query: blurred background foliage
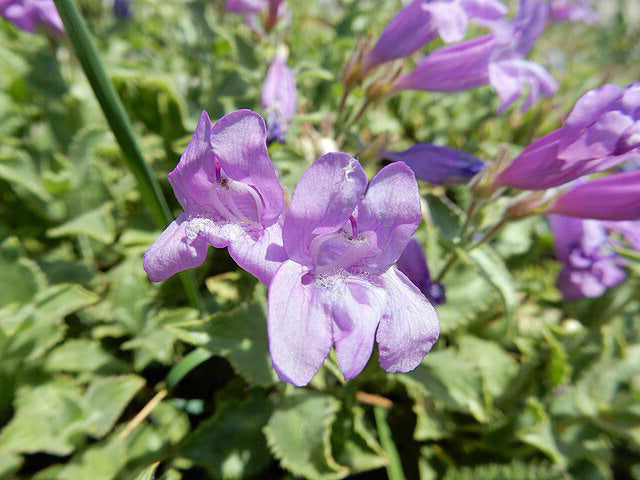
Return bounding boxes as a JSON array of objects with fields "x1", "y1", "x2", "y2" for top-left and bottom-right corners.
[{"x1": 1, "y1": 0, "x2": 640, "y2": 479}]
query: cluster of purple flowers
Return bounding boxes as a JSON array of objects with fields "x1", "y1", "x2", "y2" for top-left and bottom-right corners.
[
  {"x1": 0, "y1": 0, "x2": 63, "y2": 35},
  {"x1": 143, "y1": 110, "x2": 440, "y2": 386}
]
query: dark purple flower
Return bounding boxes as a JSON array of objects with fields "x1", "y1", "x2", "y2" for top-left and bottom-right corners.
[
  {"x1": 261, "y1": 47, "x2": 296, "y2": 145},
  {"x1": 549, "y1": 215, "x2": 625, "y2": 301},
  {"x1": 113, "y1": 0, "x2": 132, "y2": 19},
  {"x1": 545, "y1": 170, "x2": 640, "y2": 220},
  {"x1": 549, "y1": 0, "x2": 597, "y2": 24},
  {"x1": 496, "y1": 83, "x2": 640, "y2": 190},
  {"x1": 143, "y1": 110, "x2": 287, "y2": 286},
  {"x1": 0, "y1": 0, "x2": 63, "y2": 35},
  {"x1": 397, "y1": 238, "x2": 446, "y2": 304},
  {"x1": 383, "y1": 143, "x2": 485, "y2": 186},
  {"x1": 268, "y1": 153, "x2": 439, "y2": 386},
  {"x1": 391, "y1": 0, "x2": 557, "y2": 112}
]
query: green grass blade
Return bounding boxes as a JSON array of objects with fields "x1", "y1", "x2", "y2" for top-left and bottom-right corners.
[
  {"x1": 374, "y1": 406, "x2": 406, "y2": 480},
  {"x1": 53, "y1": 0, "x2": 203, "y2": 311}
]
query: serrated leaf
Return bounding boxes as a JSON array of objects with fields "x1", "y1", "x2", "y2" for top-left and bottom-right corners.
[
  {"x1": 179, "y1": 393, "x2": 273, "y2": 479},
  {"x1": 443, "y1": 460, "x2": 565, "y2": 480},
  {"x1": 464, "y1": 245, "x2": 518, "y2": 318},
  {"x1": 265, "y1": 392, "x2": 349, "y2": 480},
  {"x1": 332, "y1": 406, "x2": 386, "y2": 475},
  {"x1": 204, "y1": 287, "x2": 277, "y2": 387},
  {"x1": 47, "y1": 203, "x2": 116, "y2": 243},
  {"x1": 0, "y1": 237, "x2": 46, "y2": 309}
]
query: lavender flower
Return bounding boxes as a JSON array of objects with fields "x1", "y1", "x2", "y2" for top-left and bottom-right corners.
[
  {"x1": 268, "y1": 153, "x2": 439, "y2": 386},
  {"x1": 360, "y1": 0, "x2": 507, "y2": 76},
  {"x1": 545, "y1": 170, "x2": 640, "y2": 220},
  {"x1": 549, "y1": 215, "x2": 625, "y2": 301},
  {"x1": 397, "y1": 238, "x2": 446, "y2": 305},
  {"x1": 143, "y1": 110, "x2": 287, "y2": 286},
  {"x1": 0, "y1": 0, "x2": 63, "y2": 35},
  {"x1": 391, "y1": 0, "x2": 557, "y2": 112},
  {"x1": 113, "y1": 0, "x2": 132, "y2": 19},
  {"x1": 261, "y1": 47, "x2": 297, "y2": 145},
  {"x1": 549, "y1": 0, "x2": 597, "y2": 24},
  {"x1": 383, "y1": 143, "x2": 485, "y2": 186},
  {"x1": 496, "y1": 83, "x2": 640, "y2": 189}
]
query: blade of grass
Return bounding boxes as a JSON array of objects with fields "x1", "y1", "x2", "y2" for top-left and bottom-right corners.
[
  {"x1": 374, "y1": 406, "x2": 406, "y2": 480},
  {"x1": 53, "y1": 0, "x2": 203, "y2": 311}
]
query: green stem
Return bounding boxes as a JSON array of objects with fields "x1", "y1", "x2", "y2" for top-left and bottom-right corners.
[
  {"x1": 434, "y1": 252, "x2": 458, "y2": 284},
  {"x1": 54, "y1": 0, "x2": 203, "y2": 311},
  {"x1": 374, "y1": 407, "x2": 406, "y2": 480}
]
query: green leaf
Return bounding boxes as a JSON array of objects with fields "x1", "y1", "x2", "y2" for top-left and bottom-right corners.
[
  {"x1": 133, "y1": 463, "x2": 161, "y2": 480},
  {"x1": 203, "y1": 286, "x2": 278, "y2": 387},
  {"x1": 0, "y1": 151, "x2": 52, "y2": 202},
  {"x1": 443, "y1": 460, "x2": 565, "y2": 480},
  {"x1": 404, "y1": 349, "x2": 487, "y2": 422},
  {"x1": 332, "y1": 406, "x2": 386, "y2": 475},
  {"x1": 516, "y1": 398, "x2": 566, "y2": 467},
  {"x1": 47, "y1": 203, "x2": 116, "y2": 243},
  {"x1": 56, "y1": 436, "x2": 128, "y2": 480},
  {"x1": 45, "y1": 339, "x2": 121, "y2": 373},
  {"x1": 179, "y1": 392, "x2": 273, "y2": 479},
  {"x1": 426, "y1": 194, "x2": 464, "y2": 245},
  {"x1": 0, "y1": 237, "x2": 46, "y2": 310},
  {"x1": 0, "y1": 452, "x2": 23, "y2": 477},
  {"x1": 264, "y1": 391, "x2": 349, "y2": 480},
  {"x1": 464, "y1": 245, "x2": 518, "y2": 318}
]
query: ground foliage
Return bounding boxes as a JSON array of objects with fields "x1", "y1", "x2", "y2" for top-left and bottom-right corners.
[{"x1": 1, "y1": 0, "x2": 640, "y2": 479}]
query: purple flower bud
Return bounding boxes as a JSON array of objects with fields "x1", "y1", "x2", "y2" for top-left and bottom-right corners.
[
  {"x1": 391, "y1": 0, "x2": 556, "y2": 113},
  {"x1": 113, "y1": 0, "x2": 131, "y2": 19},
  {"x1": 361, "y1": 0, "x2": 507, "y2": 75},
  {"x1": 0, "y1": 0, "x2": 64, "y2": 35},
  {"x1": 383, "y1": 144, "x2": 485, "y2": 186},
  {"x1": 549, "y1": 215, "x2": 625, "y2": 301},
  {"x1": 549, "y1": 0, "x2": 597, "y2": 24},
  {"x1": 496, "y1": 83, "x2": 640, "y2": 190},
  {"x1": 261, "y1": 47, "x2": 297, "y2": 145},
  {"x1": 397, "y1": 238, "x2": 446, "y2": 305},
  {"x1": 546, "y1": 170, "x2": 640, "y2": 220}
]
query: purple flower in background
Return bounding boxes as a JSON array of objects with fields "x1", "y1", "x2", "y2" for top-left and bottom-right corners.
[
  {"x1": 113, "y1": 0, "x2": 131, "y2": 19},
  {"x1": 496, "y1": 83, "x2": 640, "y2": 189},
  {"x1": 143, "y1": 110, "x2": 287, "y2": 286},
  {"x1": 225, "y1": 0, "x2": 287, "y2": 31},
  {"x1": 0, "y1": 0, "x2": 63, "y2": 35},
  {"x1": 549, "y1": 0, "x2": 597, "y2": 24},
  {"x1": 391, "y1": 0, "x2": 557, "y2": 112},
  {"x1": 545, "y1": 170, "x2": 640, "y2": 220},
  {"x1": 397, "y1": 237, "x2": 446, "y2": 305},
  {"x1": 549, "y1": 215, "x2": 625, "y2": 301},
  {"x1": 225, "y1": 0, "x2": 264, "y2": 14},
  {"x1": 261, "y1": 47, "x2": 297, "y2": 145},
  {"x1": 268, "y1": 153, "x2": 439, "y2": 386},
  {"x1": 383, "y1": 143, "x2": 485, "y2": 186},
  {"x1": 360, "y1": 0, "x2": 507, "y2": 75}
]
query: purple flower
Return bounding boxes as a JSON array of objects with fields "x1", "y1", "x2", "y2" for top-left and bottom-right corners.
[
  {"x1": 0, "y1": 0, "x2": 64, "y2": 35},
  {"x1": 225, "y1": 0, "x2": 264, "y2": 14},
  {"x1": 360, "y1": 0, "x2": 507, "y2": 75},
  {"x1": 261, "y1": 47, "x2": 297, "y2": 145},
  {"x1": 545, "y1": 170, "x2": 640, "y2": 221},
  {"x1": 143, "y1": 110, "x2": 287, "y2": 286},
  {"x1": 225, "y1": 0, "x2": 287, "y2": 31},
  {"x1": 496, "y1": 83, "x2": 640, "y2": 189},
  {"x1": 113, "y1": 0, "x2": 132, "y2": 19},
  {"x1": 383, "y1": 143, "x2": 485, "y2": 186},
  {"x1": 391, "y1": 0, "x2": 557, "y2": 112},
  {"x1": 549, "y1": 0, "x2": 597, "y2": 24},
  {"x1": 397, "y1": 237, "x2": 446, "y2": 305},
  {"x1": 549, "y1": 215, "x2": 625, "y2": 301},
  {"x1": 268, "y1": 153, "x2": 439, "y2": 386}
]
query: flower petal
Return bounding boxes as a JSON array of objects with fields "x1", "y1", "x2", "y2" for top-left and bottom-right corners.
[
  {"x1": 376, "y1": 267, "x2": 440, "y2": 373},
  {"x1": 267, "y1": 260, "x2": 333, "y2": 386},
  {"x1": 283, "y1": 152, "x2": 367, "y2": 265},
  {"x1": 143, "y1": 213, "x2": 210, "y2": 282},
  {"x1": 356, "y1": 163, "x2": 422, "y2": 273},
  {"x1": 330, "y1": 276, "x2": 386, "y2": 381},
  {"x1": 228, "y1": 221, "x2": 287, "y2": 286},
  {"x1": 210, "y1": 110, "x2": 285, "y2": 225}
]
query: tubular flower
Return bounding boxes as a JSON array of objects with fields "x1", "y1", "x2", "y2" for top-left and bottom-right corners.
[
  {"x1": 360, "y1": 0, "x2": 507, "y2": 76},
  {"x1": 0, "y1": 0, "x2": 63, "y2": 35},
  {"x1": 391, "y1": 0, "x2": 557, "y2": 113},
  {"x1": 261, "y1": 46, "x2": 297, "y2": 145},
  {"x1": 382, "y1": 143, "x2": 485, "y2": 186},
  {"x1": 397, "y1": 237, "x2": 446, "y2": 305},
  {"x1": 268, "y1": 153, "x2": 440, "y2": 386},
  {"x1": 545, "y1": 170, "x2": 640, "y2": 221},
  {"x1": 143, "y1": 110, "x2": 287, "y2": 286},
  {"x1": 549, "y1": 215, "x2": 625, "y2": 301},
  {"x1": 496, "y1": 83, "x2": 640, "y2": 189},
  {"x1": 549, "y1": 0, "x2": 597, "y2": 24},
  {"x1": 113, "y1": 0, "x2": 132, "y2": 19}
]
